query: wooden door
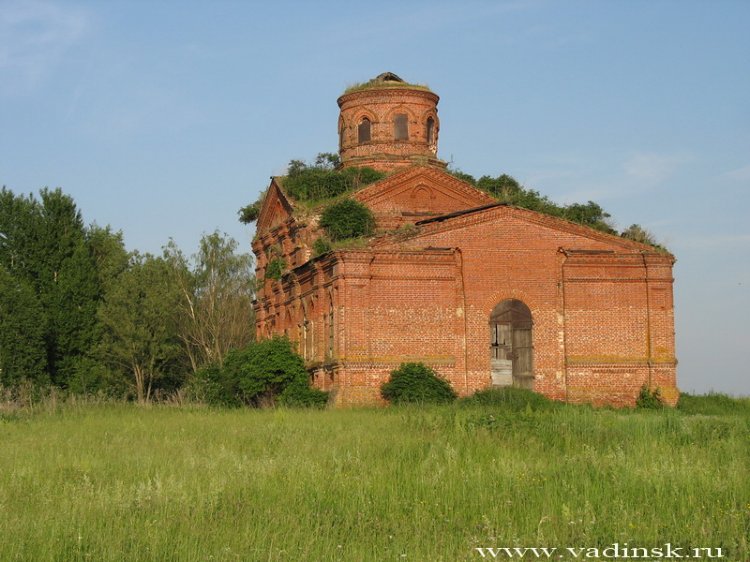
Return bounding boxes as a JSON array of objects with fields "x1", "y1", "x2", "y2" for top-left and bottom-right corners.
[
  {"x1": 511, "y1": 327, "x2": 533, "y2": 389},
  {"x1": 489, "y1": 299, "x2": 533, "y2": 388},
  {"x1": 490, "y1": 323, "x2": 512, "y2": 386}
]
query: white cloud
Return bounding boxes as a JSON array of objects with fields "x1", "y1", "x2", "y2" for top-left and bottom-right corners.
[
  {"x1": 0, "y1": 0, "x2": 89, "y2": 94},
  {"x1": 622, "y1": 152, "x2": 686, "y2": 187},
  {"x1": 722, "y1": 164, "x2": 750, "y2": 182}
]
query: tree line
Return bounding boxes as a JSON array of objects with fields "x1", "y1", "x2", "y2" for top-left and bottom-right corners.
[{"x1": 0, "y1": 187, "x2": 255, "y2": 402}]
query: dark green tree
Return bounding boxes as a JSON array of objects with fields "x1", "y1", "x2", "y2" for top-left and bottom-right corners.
[
  {"x1": 0, "y1": 187, "x2": 100, "y2": 388},
  {"x1": 97, "y1": 253, "x2": 184, "y2": 403},
  {"x1": 0, "y1": 267, "x2": 48, "y2": 387},
  {"x1": 86, "y1": 224, "x2": 130, "y2": 294},
  {"x1": 37, "y1": 189, "x2": 100, "y2": 386},
  {"x1": 68, "y1": 225, "x2": 130, "y2": 394}
]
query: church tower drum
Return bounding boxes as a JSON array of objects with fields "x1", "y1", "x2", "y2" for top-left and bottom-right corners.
[{"x1": 337, "y1": 72, "x2": 447, "y2": 172}]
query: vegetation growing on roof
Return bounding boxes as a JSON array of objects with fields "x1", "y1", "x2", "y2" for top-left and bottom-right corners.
[
  {"x1": 620, "y1": 223, "x2": 666, "y2": 251},
  {"x1": 343, "y1": 72, "x2": 432, "y2": 95},
  {"x1": 343, "y1": 80, "x2": 432, "y2": 95},
  {"x1": 311, "y1": 235, "x2": 370, "y2": 257},
  {"x1": 311, "y1": 237, "x2": 332, "y2": 257},
  {"x1": 238, "y1": 200, "x2": 261, "y2": 224},
  {"x1": 238, "y1": 154, "x2": 385, "y2": 225},
  {"x1": 238, "y1": 188, "x2": 266, "y2": 225},
  {"x1": 319, "y1": 199, "x2": 375, "y2": 242},
  {"x1": 264, "y1": 258, "x2": 285, "y2": 280},
  {"x1": 449, "y1": 168, "x2": 668, "y2": 250},
  {"x1": 284, "y1": 154, "x2": 385, "y2": 202},
  {"x1": 450, "y1": 169, "x2": 615, "y2": 233}
]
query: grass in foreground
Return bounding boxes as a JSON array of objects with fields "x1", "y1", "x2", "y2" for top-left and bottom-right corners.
[{"x1": 0, "y1": 395, "x2": 748, "y2": 561}]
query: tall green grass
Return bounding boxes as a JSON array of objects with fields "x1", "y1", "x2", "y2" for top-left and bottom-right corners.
[{"x1": 0, "y1": 396, "x2": 747, "y2": 561}]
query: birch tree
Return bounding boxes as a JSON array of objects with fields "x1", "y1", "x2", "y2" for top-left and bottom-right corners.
[{"x1": 164, "y1": 232, "x2": 255, "y2": 374}]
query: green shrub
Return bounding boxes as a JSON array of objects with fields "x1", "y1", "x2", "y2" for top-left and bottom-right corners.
[
  {"x1": 265, "y1": 258, "x2": 285, "y2": 280},
  {"x1": 283, "y1": 159, "x2": 385, "y2": 202},
  {"x1": 319, "y1": 199, "x2": 375, "y2": 241},
  {"x1": 621, "y1": 224, "x2": 669, "y2": 252},
  {"x1": 278, "y1": 380, "x2": 329, "y2": 408},
  {"x1": 460, "y1": 387, "x2": 560, "y2": 412},
  {"x1": 636, "y1": 385, "x2": 664, "y2": 409},
  {"x1": 237, "y1": 201, "x2": 261, "y2": 224},
  {"x1": 236, "y1": 156, "x2": 384, "y2": 226},
  {"x1": 190, "y1": 363, "x2": 234, "y2": 406},
  {"x1": 193, "y1": 337, "x2": 328, "y2": 408},
  {"x1": 381, "y1": 362, "x2": 457, "y2": 405},
  {"x1": 312, "y1": 237, "x2": 332, "y2": 257}
]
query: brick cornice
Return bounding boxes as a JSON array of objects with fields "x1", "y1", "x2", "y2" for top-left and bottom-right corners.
[{"x1": 337, "y1": 87, "x2": 439, "y2": 108}]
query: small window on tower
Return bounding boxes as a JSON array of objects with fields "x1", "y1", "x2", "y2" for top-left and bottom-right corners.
[
  {"x1": 394, "y1": 114, "x2": 408, "y2": 140},
  {"x1": 358, "y1": 118, "x2": 371, "y2": 143},
  {"x1": 426, "y1": 117, "x2": 435, "y2": 146}
]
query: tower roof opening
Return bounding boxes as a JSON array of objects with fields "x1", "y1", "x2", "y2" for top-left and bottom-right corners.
[{"x1": 373, "y1": 71, "x2": 404, "y2": 83}]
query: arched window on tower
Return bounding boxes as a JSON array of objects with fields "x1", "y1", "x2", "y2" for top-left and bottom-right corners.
[
  {"x1": 426, "y1": 117, "x2": 435, "y2": 148},
  {"x1": 358, "y1": 118, "x2": 371, "y2": 143},
  {"x1": 327, "y1": 292, "x2": 335, "y2": 358},
  {"x1": 394, "y1": 113, "x2": 409, "y2": 141},
  {"x1": 338, "y1": 118, "x2": 345, "y2": 150}
]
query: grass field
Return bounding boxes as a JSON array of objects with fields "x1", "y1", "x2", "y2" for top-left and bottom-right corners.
[{"x1": 0, "y1": 394, "x2": 748, "y2": 561}]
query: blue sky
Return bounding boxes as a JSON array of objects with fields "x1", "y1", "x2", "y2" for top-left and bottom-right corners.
[{"x1": 1, "y1": 0, "x2": 748, "y2": 395}]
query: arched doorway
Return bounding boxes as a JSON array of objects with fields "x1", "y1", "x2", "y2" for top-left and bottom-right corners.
[{"x1": 489, "y1": 299, "x2": 534, "y2": 389}]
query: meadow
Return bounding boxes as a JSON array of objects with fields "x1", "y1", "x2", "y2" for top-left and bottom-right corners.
[{"x1": 0, "y1": 394, "x2": 748, "y2": 561}]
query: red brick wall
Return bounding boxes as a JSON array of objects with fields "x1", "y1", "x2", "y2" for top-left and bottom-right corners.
[
  {"x1": 337, "y1": 87, "x2": 446, "y2": 172},
  {"x1": 252, "y1": 181, "x2": 677, "y2": 408}
]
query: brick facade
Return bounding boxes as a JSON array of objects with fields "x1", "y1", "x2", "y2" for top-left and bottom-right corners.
[{"x1": 251, "y1": 74, "x2": 678, "y2": 407}]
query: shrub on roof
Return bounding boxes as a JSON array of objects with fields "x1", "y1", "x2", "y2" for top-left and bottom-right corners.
[
  {"x1": 236, "y1": 155, "x2": 385, "y2": 224},
  {"x1": 283, "y1": 156, "x2": 385, "y2": 202},
  {"x1": 319, "y1": 199, "x2": 375, "y2": 241},
  {"x1": 450, "y1": 169, "x2": 618, "y2": 235}
]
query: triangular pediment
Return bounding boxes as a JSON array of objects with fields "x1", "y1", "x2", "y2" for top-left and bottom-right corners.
[
  {"x1": 375, "y1": 202, "x2": 670, "y2": 256},
  {"x1": 353, "y1": 166, "x2": 495, "y2": 217},
  {"x1": 256, "y1": 178, "x2": 296, "y2": 234}
]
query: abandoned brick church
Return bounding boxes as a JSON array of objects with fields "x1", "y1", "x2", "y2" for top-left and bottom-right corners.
[{"x1": 252, "y1": 73, "x2": 678, "y2": 407}]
